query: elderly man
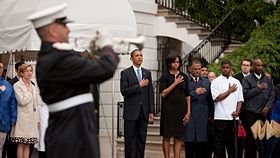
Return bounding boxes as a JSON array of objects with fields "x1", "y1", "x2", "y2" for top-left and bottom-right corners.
[
  {"x1": 239, "y1": 59, "x2": 274, "y2": 158},
  {"x1": 0, "y1": 63, "x2": 17, "y2": 158},
  {"x1": 27, "y1": 4, "x2": 119, "y2": 158},
  {"x1": 183, "y1": 60, "x2": 214, "y2": 158},
  {"x1": 207, "y1": 71, "x2": 216, "y2": 82}
]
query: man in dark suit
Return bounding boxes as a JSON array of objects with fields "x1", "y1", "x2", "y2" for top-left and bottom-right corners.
[
  {"x1": 234, "y1": 59, "x2": 251, "y2": 83},
  {"x1": 120, "y1": 49, "x2": 155, "y2": 158},
  {"x1": 233, "y1": 58, "x2": 251, "y2": 158}
]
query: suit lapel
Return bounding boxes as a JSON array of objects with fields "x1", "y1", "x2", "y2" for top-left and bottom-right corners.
[
  {"x1": 142, "y1": 68, "x2": 147, "y2": 79},
  {"x1": 128, "y1": 66, "x2": 139, "y2": 83}
]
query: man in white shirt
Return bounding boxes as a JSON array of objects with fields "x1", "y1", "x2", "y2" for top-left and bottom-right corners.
[{"x1": 211, "y1": 60, "x2": 244, "y2": 158}]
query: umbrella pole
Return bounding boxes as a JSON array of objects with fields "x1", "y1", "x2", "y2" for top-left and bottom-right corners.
[{"x1": 233, "y1": 118, "x2": 238, "y2": 158}]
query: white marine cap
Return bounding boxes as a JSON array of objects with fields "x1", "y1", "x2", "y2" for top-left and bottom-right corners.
[
  {"x1": 27, "y1": 3, "x2": 72, "y2": 29},
  {"x1": 128, "y1": 44, "x2": 140, "y2": 55}
]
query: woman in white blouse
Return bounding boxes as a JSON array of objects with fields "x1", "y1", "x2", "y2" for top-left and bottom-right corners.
[{"x1": 10, "y1": 64, "x2": 40, "y2": 158}]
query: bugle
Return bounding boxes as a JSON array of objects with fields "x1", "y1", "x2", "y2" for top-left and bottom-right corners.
[{"x1": 89, "y1": 30, "x2": 145, "y2": 55}]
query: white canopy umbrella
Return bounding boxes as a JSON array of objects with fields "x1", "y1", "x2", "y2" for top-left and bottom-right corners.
[{"x1": 0, "y1": 0, "x2": 137, "y2": 52}]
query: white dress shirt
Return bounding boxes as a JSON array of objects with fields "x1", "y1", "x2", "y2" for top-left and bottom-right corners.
[{"x1": 133, "y1": 65, "x2": 142, "y2": 79}]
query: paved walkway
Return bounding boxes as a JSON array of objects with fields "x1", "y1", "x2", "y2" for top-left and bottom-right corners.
[
  {"x1": 29, "y1": 136, "x2": 190, "y2": 158},
  {"x1": 100, "y1": 136, "x2": 184, "y2": 158}
]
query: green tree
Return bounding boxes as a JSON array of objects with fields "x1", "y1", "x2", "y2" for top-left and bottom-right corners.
[
  {"x1": 208, "y1": 6, "x2": 280, "y2": 80},
  {"x1": 226, "y1": 0, "x2": 277, "y2": 41}
]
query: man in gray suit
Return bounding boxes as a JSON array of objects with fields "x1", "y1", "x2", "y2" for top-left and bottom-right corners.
[{"x1": 120, "y1": 49, "x2": 155, "y2": 158}]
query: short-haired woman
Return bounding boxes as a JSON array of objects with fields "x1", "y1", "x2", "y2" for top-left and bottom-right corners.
[
  {"x1": 159, "y1": 52, "x2": 191, "y2": 158},
  {"x1": 10, "y1": 64, "x2": 40, "y2": 158}
]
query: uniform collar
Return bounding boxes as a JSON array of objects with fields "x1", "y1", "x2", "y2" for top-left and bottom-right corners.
[{"x1": 40, "y1": 42, "x2": 55, "y2": 54}]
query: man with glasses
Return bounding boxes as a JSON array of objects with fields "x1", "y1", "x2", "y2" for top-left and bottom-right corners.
[{"x1": 27, "y1": 3, "x2": 119, "y2": 158}]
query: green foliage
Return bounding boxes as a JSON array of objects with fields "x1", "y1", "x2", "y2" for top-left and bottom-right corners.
[
  {"x1": 208, "y1": 7, "x2": 280, "y2": 79},
  {"x1": 226, "y1": 0, "x2": 277, "y2": 41},
  {"x1": 175, "y1": 0, "x2": 277, "y2": 41}
]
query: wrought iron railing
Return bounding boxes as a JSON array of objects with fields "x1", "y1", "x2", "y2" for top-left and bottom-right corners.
[
  {"x1": 183, "y1": 10, "x2": 232, "y2": 66},
  {"x1": 117, "y1": 101, "x2": 124, "y2": 138},
  {"x1": 156, "y1": 0, "x2": 233, "y2": 65},
  {"x1": 156, "y1": 0, "x2": 230, "y2": 30}
]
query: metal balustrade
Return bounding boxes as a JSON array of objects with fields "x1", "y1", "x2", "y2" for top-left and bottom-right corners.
[{"x1": 156, "y1": 0, "x2": 233, "y2": 65}]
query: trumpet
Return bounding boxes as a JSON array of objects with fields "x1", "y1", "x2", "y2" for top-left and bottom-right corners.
[{"x1": 89, "y1": 30, "x2": 145, "y2": 55}]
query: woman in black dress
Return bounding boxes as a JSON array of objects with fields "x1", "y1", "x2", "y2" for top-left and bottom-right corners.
[{"x1": 160, "y1": 52, "x2": 191, "y2": 158}]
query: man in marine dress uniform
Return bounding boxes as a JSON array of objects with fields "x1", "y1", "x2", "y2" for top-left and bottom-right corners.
[{"x1": 27, "y1": 4, "x2": 119, "y2": 158}]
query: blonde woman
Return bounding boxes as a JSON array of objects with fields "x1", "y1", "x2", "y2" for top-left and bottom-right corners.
[{"x1": 10, "y1": 64, "x2": 40, "y2": 158}]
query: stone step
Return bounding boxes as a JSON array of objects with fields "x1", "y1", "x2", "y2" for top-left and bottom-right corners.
[
  {"x1": 230, "y1": 39, "x2": 243, "y2": 44},
  {"x1": 187, "y1": 26, "x2": 209, "y2": 34},
  {"x1": 117, "y1": 132, "x2": 162, "y2": 142},
  {"x1": 176, "y1": 20, "x2": 197, "y2": 28},
  {"x1": 227, "y1": 44, "x2": 244, "y2": 50},
  {"x1": 116, "y1": 148, "x2": 165, "y2": 158},
  {"x1": 223, "y1": 49, "x2": 234, "y2": 54},
  {"x1": 147, "y1": 124, "x2": 160, "y2": 133},
  {"x1": 165, "y1": 15, "x2": 186, "y2": 22},
  {"x1": 116, "y1": 137, "x2": 185, "y2": 152},
  {"x1": 224, "y1": 43, "x2": 244, "y2": 54},
  {"x1": 153, "y1": 116, "x2": 160, "y2": 125},
  {"x1": 209, "y1": 38, "x2": 228, "y2": 46},
  {"x1": 197, "y1": 32, "x2": 210, "y2": 40},
  {"x1": 157, "y1": 8, "x2": 176, "y2": 16},
  {"x1": 147, "y1": 132, "x2": 161, "y2": 142}
]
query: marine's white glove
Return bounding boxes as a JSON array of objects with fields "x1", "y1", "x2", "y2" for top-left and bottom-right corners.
[
  {"x1": 89, "y1": 29, "x2": 144, "y2": 55},
  {"x1": 95, "y1": 29, "x2": 113, "y2": 50}
]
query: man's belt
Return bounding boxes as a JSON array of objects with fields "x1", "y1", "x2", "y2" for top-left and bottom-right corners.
[{"x1": 48, "y1": 93, "x2": 93, "y2": 112}]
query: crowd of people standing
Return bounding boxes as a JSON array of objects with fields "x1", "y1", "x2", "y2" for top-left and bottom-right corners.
[
  {"x1": 0, "y1": 3, "x2": 279, "y2": 158},
  {"x1": 155, "y1": 56, "x2": 279, "y2": 158},
  {"x1": 120, "y1": 47, "x2": 279, "y2": 158}
]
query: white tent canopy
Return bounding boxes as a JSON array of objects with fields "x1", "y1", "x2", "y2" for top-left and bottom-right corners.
[{"x1": 0, "y1": 0, "x2": 137, "y2": 53}]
